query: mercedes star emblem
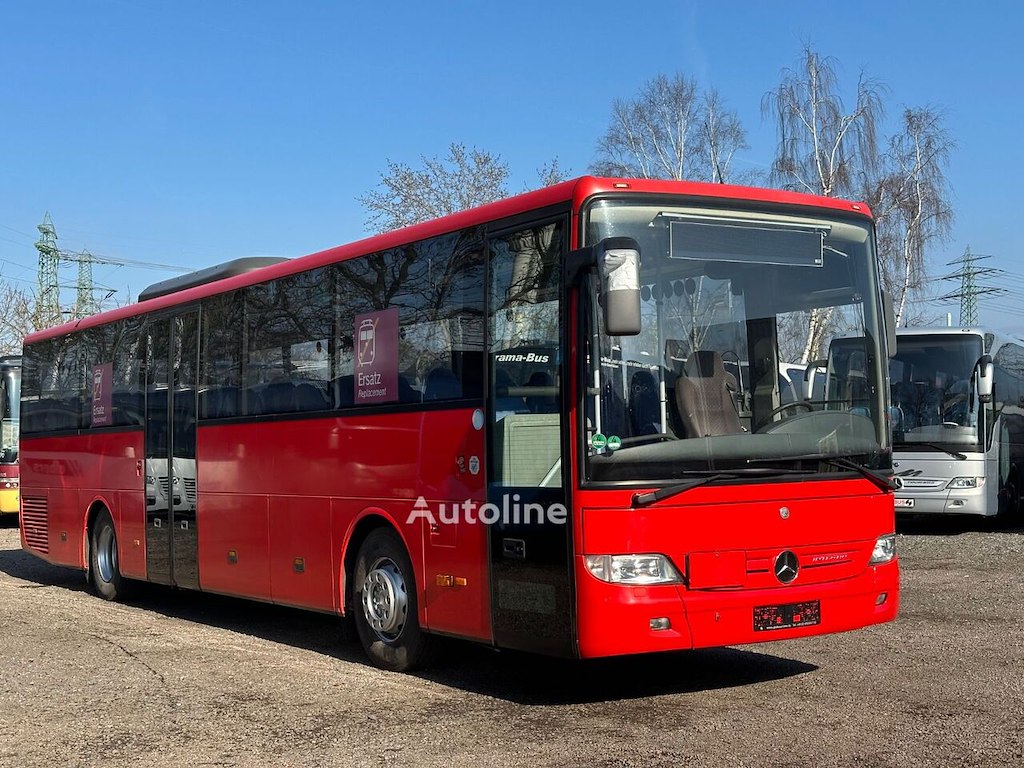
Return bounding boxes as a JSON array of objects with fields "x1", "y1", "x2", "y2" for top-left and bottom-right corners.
[{"x1": 774, "y1": 551, "x2": 799, "y2": 584}]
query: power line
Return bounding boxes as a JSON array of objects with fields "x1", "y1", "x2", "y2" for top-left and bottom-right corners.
[
  {"x1": 936, "y1": 246, "x2": 1005, "y2": 325},
  {"x1": 32, "y1": 213, "x2": 193, "y2": 325}
]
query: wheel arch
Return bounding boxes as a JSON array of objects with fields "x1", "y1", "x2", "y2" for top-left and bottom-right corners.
[{"x1": 339, "y1": 508, "x2": 413, "y2": 618}]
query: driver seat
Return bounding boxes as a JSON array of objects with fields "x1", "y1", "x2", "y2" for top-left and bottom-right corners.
[{"x1": 675, "y1": 351, "x2": 743, "y2": 438}]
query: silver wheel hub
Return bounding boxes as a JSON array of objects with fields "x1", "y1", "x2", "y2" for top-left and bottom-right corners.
[
  {"x1": 361, "y1": 558, "x2": 408, "y2": 640},
  {"x1": 96, "y1": 525, "x2": 117, "y2": 584}
]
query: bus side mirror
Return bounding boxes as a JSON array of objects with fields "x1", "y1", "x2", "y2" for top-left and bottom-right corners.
[
  {"x1": 567, "y1": 237, "x2": 642, "y2": 336},
  {"x1": 881, "y1": 290, "x2": 897, "y2": 358},
  {"x1": 597, "y1": 237, "x2": 641, "y2": 336},
  {"x1": 977, "y1": 355, "x2": 994, "y2": 403}
]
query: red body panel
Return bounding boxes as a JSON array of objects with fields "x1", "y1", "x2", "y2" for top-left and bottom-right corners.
[
  {"x1": 196, "y1": 407, "x2": 488, "y2": 639},
  {"x1": 21, "y1": 408, "x2": 491, "y2": 642},
  {"x1": 19, "y1": 432, "x2": 145, "y2": 574},
  {"x1": 573, "y1": 480, "x2": 898, "y2": 657}
]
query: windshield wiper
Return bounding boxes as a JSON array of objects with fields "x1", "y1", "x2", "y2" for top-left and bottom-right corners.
[
  {"x1": 898, "y1": 442, "x2": 967, "y2": 461},
  {"x1": 747, "y1": 453, "x2": 896, "y2": 492},
  {"x1": 631, "y1": 468, "x2": 804, "y2": 508}
]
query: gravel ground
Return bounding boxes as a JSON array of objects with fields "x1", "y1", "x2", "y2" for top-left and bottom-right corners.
[{"x1": 0, "y1": 517, "x2": 1021, "y2": 768}]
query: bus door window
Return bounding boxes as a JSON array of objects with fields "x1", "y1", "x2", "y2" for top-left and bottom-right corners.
[
  {"x1": 487, "y1": 220, "x2": 563, "y2": 488},
  {"x1": 144, "y1": 320, "x2": 172, "y2": 584},
  {"x1": 171, "y1": 312, "x2": 199, "y2": 589}
]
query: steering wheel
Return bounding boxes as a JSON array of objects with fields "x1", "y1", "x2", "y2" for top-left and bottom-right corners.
[{"x1": 755, "y1": 401, "x2": 814, "y2": 431}]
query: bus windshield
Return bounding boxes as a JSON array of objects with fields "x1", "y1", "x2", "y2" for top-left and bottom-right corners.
[
  {"x1": 0, "y1": 363, "x2": 20, "y2": 464},
  {"x1": 889, "y1": 334, "x2": 985, "y2": 450},
  {"x1": 582, "y1": 199, "x2": 887, "y2": 482}
]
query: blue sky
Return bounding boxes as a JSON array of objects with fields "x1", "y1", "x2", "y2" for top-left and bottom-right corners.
[{"x1": 2, "y1": 1, "x2": 1021, "y2": 331}]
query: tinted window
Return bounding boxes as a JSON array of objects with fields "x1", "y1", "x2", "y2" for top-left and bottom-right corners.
[
  {"x1": 200, "y1": 290, "x2": 244, "y2": 418},
  {"x1": 335, "y1": 229, "x2": 485, "y2": 406},
  {"x1": 245, "y1": 269, "x2": 333, "y2": 415}
]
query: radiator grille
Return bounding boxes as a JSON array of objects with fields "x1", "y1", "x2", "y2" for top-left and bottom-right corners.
[{"x1": 21, "y1": 496, "x2": 49, "y2": 554}]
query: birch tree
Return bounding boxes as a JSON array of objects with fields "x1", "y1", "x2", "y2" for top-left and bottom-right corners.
[
  {"x1": 762, "y1": 46, "x2": 886, "y2": 361},
  {"x1": 865, "y1": 107, "x2": 953, "y2": 327},
  {"x1": 699, "y1": 89, "x2": 749, "y2": 184},
  {"x1": 592, "y1": 74, "x2": 748, "y2": 183}
]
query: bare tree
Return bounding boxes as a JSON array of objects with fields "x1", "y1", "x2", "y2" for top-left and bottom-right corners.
[
  {"x1": 359, "y1": 143, "x2": 511, "y2": 234},
  {"x1": 593, "y1": 74, "x2": 748, "y2": 184},
  {"x1": 593, "y1": 74, "x2": 700, "y2": 180},
  {"x1": 864, "y1": 107, "x2": 954, "y2": 327},
  {"x1": 360, "y1": 143, "x2": 569, "y2": 234},
  {"x1": 535, "y1": 158, "x2": 567, "y2": 189},
  {"x1": 699, "y1": 89, "x2": 749, "y2": 184},
  {"x1": 763, "y1": 46, "x2": 886, "y2": 198},
  {"x1": 763, "y1": 46, "x2": 886, "y2": 361},
  {"x1": 0, "y1": 281, "x2": 39, "y2": 355}
]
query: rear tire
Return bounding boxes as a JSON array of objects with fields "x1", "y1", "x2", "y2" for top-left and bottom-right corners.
[
  {"x1": 352, "y1": 528, "x2": 433, "y2": 672},
  {"x1": 89, "y1": 509, "x2": 128, "y2": 601}
]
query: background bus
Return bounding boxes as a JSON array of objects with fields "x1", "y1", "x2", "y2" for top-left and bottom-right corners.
[
  {"x1": 19, "y1": 177, "x2": 898, "y2": 671},
  {"x1": 889, "y1": 327, "x2": 1024, "y2": 520},
  {"x1": 0, "y1": 355, "x2": 20, "y2": 517}
]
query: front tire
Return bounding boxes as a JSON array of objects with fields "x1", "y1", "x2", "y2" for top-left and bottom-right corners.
[
  {"x1": 352, "y1": 528, "x2": 433, "y2": 672},
  {"x1": 89, "y1": 509, "x2": 128, "y2": 601}
]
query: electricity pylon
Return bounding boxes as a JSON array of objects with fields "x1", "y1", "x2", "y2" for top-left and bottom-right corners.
[
  {"x1": 34, "y1": 212, "x2": 62, "y2": 328},
  {"x1": 937, "y1": 247, "x2": 1004, "y2": 326},
  {"x1": 33, "y1": 213, "x2": 190, "y2": 327}
]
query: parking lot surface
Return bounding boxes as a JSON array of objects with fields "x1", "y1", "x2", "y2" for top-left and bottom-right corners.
[{"x1": 0, "y1": 519, "x2": 1021, "y2": 768}]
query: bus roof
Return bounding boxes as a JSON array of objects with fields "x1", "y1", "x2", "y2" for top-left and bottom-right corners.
[{"x1": 24, "y1": 176, "x2": 874, "y2": 345}]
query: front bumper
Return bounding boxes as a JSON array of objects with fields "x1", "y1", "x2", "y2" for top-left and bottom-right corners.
[
  {"x1": 895, "y1": 484, "x2": 990, "y2": 516},
  {"x1": 0, "y1": 487, "x2": 18, "y2": 516},
  {"x1": 575, "y1": 556, "x2": 899, "y2": 658}
]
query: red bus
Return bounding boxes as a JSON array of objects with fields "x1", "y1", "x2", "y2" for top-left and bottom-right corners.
[
  {"x1": 0, "y1": 355, "x2": 19, "y2": 517},
  {"x1": 19, "y1": 177, "x2": 898, "y2": 671}
]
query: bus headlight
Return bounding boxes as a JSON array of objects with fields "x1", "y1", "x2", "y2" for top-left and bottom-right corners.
[
  {"x1": 584, "y1": 554, "x2": 682, "y2": 584},
  {"x1": 869, "y1": 534, "x2": 897, "y2": 565},
  {"x1": 946, "y1": 477, "x2": 983, "y2": 489}
]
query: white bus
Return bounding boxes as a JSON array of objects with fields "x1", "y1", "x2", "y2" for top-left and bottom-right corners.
[{"x1": 888, "y1": 327, "x2": 1024, "y2": 520}]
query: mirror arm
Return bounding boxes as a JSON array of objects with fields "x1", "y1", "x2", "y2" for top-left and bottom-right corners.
[{"x1": 564, "y1": 246, "x2": 595, "y2": 286}]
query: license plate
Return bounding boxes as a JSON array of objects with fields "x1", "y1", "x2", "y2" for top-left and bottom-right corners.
[
  {"x1": 894, "y1": 497, "x2": 915, "y2": 508},
  {"x1": 753, "y1": 600, "x2": 821, "y2": 632}
]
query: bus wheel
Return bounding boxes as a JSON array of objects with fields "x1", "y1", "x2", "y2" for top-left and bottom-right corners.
[
  {"x1": 89, "y1": 509, "x2": 128, "y2": 601},
  {"x1": 352, "y1": 528, "x2": 433, "y2": 672}
]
